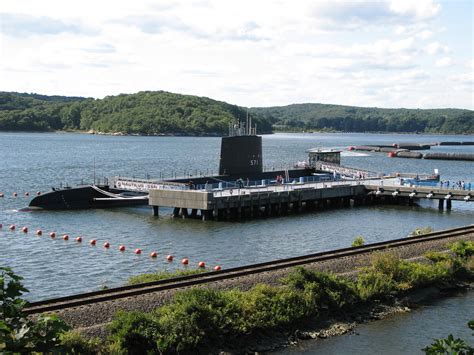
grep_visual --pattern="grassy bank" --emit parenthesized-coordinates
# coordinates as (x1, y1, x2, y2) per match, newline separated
(62, 241, 474, 354)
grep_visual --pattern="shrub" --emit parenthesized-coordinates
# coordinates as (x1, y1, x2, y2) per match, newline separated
(424, 251, 451, 263)
(352, 236, 365, 247)
(59, 331, 101, 354)
(410, 227, 433, 237)
(283, 267, 359, 310)
(370, 252, 408, 282)
(356, 270, 396, 301)
(0, 267, 70, 353)
(450, 241, 474, 260)
(107, 311, 159, 354)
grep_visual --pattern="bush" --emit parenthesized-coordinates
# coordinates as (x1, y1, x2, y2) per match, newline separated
(59, 331, 101, 354)
(352, 236, 365, 247)
(370, 252, 408, 282)
(283, 267, 359, 310)
(450, 241, 474, 260)
(356, 270, 396, 301)
(0, 267, 70, 353)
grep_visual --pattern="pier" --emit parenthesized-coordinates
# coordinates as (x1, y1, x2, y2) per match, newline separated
(148, 178, 473, 220)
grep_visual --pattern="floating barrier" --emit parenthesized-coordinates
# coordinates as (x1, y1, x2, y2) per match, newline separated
(0, 223, 2, 228)
(36, 191, 41, 196)
(181, 258, 189, 265)
(395, 143, 431, 150)
(104, 241, 110, 248)
(24, 192, 29, 196)
(22, 227, 28, 233)
(167, 255, 174, 262)
(90, 239, 97, 245)
(13, 192, 17, 197)
(134, 248, 142, 255)
(36, 230, 42, 236)
(50, 232, 56, 238)
(0, 193, 4, 197)
(438, 141, 462, 146)
(423, 152, 474, 161)
(75, 236, 82, 242)
(150, 251, 158, 258)
(214, 265, 221, 271)
(9, 225, 15, 230)
(62, 234, 69, 241)
(395, 151, 423, 159)
(119, 245, 125, 252)
(198, 261, 206, 268)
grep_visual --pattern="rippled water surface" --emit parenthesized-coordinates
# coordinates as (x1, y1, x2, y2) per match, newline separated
(0, 132, 473, 301)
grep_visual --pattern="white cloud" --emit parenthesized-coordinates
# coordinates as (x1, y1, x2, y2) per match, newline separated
(424, 41, 449, 55)
(435, 57, 452, 67)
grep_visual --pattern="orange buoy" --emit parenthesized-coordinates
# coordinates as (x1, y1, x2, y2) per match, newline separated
(198, 261, 206, 268)
(62, 234, 69, 241)
(36, 230, 42, 236)
(90, 239, 97, 246)
(166, 255, 174, 262)
(49, 232, 56, 238)
(24, 192, 29, 196)
(388, 152, 396, 158)
(104, 241, 110, 248)
(9, 225, 15, 231)
(21, 227, 28, 233)
(214, 265, 221, 271)
(119, 245, 125, 252)
(134, 248, 142, 255)
(181, 258, 189, 265)
(348, 146, 354, 151)
(150, 251, 158, 258)
(75, 236, 82, 242)
(36, 191, 41, 196)
(13, 192, 17, 197)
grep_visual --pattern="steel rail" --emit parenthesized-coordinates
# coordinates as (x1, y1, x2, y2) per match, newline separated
(24, 224, 474, 315)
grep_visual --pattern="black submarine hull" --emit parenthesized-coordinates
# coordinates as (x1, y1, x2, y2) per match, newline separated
(28, 185, 148, 210)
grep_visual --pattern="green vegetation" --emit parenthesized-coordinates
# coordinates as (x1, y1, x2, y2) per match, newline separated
(1, 91, 472, 135)
(352, 236, 366, 247)
(127, 268, 206, 285)
(252, 103, 474, 134)
(423, 321, 474, 354)
(0, 91, 272, 135)
(104, 245, 473, 353)
(0, 267, 70, 353)
(410, 226, 434, 237)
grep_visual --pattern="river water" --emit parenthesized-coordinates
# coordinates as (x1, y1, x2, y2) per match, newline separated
(0, 132, 473, 352)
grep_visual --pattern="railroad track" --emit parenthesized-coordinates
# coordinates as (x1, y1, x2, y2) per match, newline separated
(25, 224, 474, 315)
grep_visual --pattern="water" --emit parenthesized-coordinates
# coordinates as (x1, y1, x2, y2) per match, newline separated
(0, 132, 473, 300)
(277, 290, 474, 355)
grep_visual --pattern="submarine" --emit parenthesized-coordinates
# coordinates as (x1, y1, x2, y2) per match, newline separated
(28, 117, 320, 210)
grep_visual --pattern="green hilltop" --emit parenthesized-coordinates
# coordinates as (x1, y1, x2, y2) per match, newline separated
(0, 91, 472, 135)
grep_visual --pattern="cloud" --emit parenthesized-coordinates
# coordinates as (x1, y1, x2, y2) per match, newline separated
(82, 43, 116, 53)
(0, 13, 96, 37)
(111, 14, 193, 34)
(424, 41, 449, 55)
(435, 57, 452, 67)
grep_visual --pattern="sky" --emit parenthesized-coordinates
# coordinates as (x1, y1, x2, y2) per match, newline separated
(0, 0, 472, 109)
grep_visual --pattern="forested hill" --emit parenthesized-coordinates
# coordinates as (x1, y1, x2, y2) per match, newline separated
(0, 91, 472, 134)
(251, 103, 473, 134)
(0, 91, 272, 135)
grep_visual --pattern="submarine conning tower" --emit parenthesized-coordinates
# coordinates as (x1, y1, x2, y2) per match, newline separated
(219, 117, 262, 176)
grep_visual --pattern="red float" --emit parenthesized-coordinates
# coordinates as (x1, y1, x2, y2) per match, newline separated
(104, 241, 110, 248)
(21, 227, 28, 233)
(348, 146, 354, 151)
(76, 236, 82, 242)
(13, 192, 17, 197)
(0, 193, 4, 197)
(0, 223, 2, 228)
(150, 251, 158, 258)
(119, 245, 125, 252)
(388, 152, 396, 158)
(181, 258, 189, 265)
(198, 261, 206, 268)
(9, 225, 15, 231)
(49, 232, 56, 238)
(24, 192, 29, 196)
(62, 234, 69, 241)
(166, 255, 174, 262)
(36, 191, 41, 196)
(214, 265, 222, 271)
(36, 230, 42, 236)
(90, 239, 97, 246)
(134, 248, 142, 255)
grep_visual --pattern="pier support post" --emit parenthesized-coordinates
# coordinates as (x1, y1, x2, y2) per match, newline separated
(173, 207, 180, 218)
(438, 199, 444, 210)
(152, 206, 159, 216)
(180, 208, 189, 218)
(190, 209, 198, 218)
(446, 199, 452, 210)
